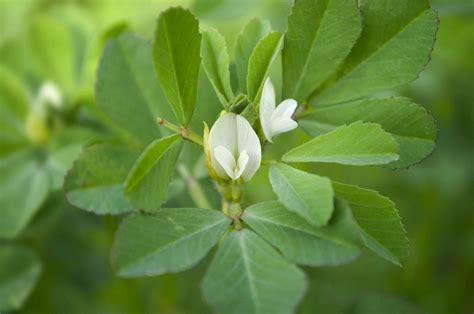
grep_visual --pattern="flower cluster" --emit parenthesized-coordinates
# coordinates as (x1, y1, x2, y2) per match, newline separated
(205, 78, 298, 182)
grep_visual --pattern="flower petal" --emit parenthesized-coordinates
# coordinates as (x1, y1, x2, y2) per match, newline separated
(209, 113, 238, 154)
(261, 78, 276, 109)
(214, 146, 237, 179)
(235, 150, 249, 179)
(260, 78, 276, 142)
(235, 115, 261, 181)
(272, 99, 297, 120)
(270, 117, 298, 137)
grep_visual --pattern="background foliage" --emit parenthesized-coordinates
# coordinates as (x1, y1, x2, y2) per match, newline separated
(0, 0, 472, 313)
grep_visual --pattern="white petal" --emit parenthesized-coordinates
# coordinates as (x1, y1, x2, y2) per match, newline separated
(209, 114, 237, 178)
(235, 150, 249, 179)
(234, 115, 261, 181)
(272, 99, 297, 120)
(214, 146, 237, 179)
(38, 81, 62, 108)
(270, 117, 298, 138)
(259, 78, 276, 142)
(261, 78, 276, 109)
(209, 113, 238, 154)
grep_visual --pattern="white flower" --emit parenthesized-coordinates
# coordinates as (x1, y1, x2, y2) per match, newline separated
(208, 113, 261, 181)
(36, 81, 62, 108)
(259, 78, 298, 142)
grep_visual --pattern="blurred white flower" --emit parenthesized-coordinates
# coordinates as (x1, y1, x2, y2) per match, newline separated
(25, 81, 62, 144)
(259, 78, 298, 142)
(37, 81, 62, 108)
(208, 113, 261, 181)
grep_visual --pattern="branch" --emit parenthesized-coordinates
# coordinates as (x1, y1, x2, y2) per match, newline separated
(157, 117, 203, 146)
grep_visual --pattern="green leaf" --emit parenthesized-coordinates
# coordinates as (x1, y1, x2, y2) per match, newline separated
(282, 0, 361, 102)
(112, 208, 230, 277)
(0, 66, 29, 155)
(153, 7, 201, 125)
(247, 31, 283, 104)
(46, 143, 84, 190)
(29, 15, 75, 92)
(243, 201, 360, 266)
(0, 153, 50, 239)
(124, 134, 182, 211)
(65, 144, 139, 215)
(299, 97, 437, 168)
(96, 33, 169, 145)
(0, 246, 42, 311)
(311, 0, 439, 105)
(269, 163, 333, 227)
(201, 229, 306, 314)
(283, 122, 399, 165)
(333, 181, 409, 265)
(235, 18, 271, 93)
(201, 27, 234, 107)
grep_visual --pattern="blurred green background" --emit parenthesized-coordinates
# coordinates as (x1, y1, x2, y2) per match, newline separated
(0, 0, 472, 313)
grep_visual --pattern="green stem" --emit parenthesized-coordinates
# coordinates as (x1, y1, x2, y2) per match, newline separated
(218, 181, 243, 219)
(157, 117, 203, 146)
(221, 199, 230, 216)
(177, 162, 212, 209)
(221, 198, 243, 229)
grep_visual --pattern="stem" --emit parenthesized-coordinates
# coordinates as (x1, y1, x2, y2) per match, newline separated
(177, 162, 213, 209)
(221, 199, 230, 216)
(218, 181, 243, 219)
(221, 198, 243, 229)
(157, 117, 181, 133)
(157, 117, 203, 146)
(182, 128, 204, 146)
(233, 218, 242, 230)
